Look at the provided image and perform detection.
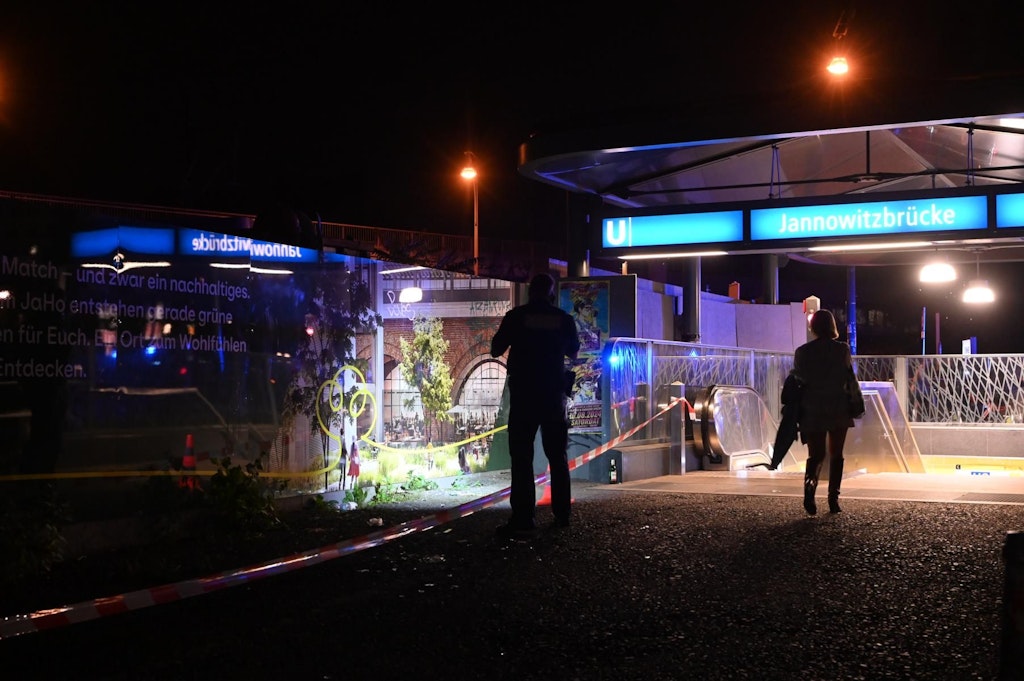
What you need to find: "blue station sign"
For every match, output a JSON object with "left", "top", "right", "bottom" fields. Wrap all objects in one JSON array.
[
  {"left": 598, "top": 188, "right": 1024, "bottom": 256},
  {"left": 750, "top": 195, "right": 988, "bottom": 242},
  {"left": 996, "top": 192, "right": 1024, "bottom": 228},
  {"left": 602, "top": 211, "right": 744, "bottom": 248}
]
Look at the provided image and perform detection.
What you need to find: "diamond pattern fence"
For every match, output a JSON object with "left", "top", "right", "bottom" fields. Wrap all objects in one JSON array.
[{"left": 605, "top": 338, "right": 1024, "bottom": 445}]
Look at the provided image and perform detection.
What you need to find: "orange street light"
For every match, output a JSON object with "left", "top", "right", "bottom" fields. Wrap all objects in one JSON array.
[
  {"left": 827, "top": 8, "right": 853, "bottom": 76},
  {"left": 827, "top": 56, "right": 849, "bottom": 75},
  {"left": 460, "top": 151, "right": 479, "bottom": 276}
]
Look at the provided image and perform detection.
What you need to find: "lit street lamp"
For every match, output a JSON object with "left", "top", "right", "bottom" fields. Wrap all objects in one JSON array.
[{"left": 460, "top": 151, "right": 479, "bottom": 276}]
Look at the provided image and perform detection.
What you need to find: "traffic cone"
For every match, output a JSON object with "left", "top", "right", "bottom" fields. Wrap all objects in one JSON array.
[
  {"left": 536, "top": 476, "right": 574, "bottom": 506},
  {"left": 180, "top": 433, "right": 198, "bottom": 489}
]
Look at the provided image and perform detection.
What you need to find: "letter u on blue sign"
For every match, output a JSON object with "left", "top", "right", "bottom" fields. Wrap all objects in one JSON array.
[{"left": 604, "top": 219, "right": 629, "bottom": 247}]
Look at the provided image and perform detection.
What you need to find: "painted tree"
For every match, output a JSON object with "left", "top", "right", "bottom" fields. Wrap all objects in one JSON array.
[{"left": 399, "top": 315, "right": 454, "bottom": 444}]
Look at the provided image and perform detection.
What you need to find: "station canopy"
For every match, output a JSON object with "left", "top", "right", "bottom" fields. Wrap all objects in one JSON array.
[{"left": 517, "top": 74, "right": 1024, "bottom": 268}]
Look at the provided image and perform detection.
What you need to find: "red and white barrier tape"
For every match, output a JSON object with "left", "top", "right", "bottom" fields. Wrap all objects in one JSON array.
[{"left": 0, "top": 396, "right": 693, "bottom": 640}]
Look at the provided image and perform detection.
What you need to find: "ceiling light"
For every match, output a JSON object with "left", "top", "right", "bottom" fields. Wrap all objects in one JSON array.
[
  {"left": 963, "top": 279, "right": 995, "bottom": 303},
  {"left": 380, "top": 265, "right": 427, "bottom": 275},
  {"left": 962, "top": 253, "right": 994, "bottom": 303},
  {"left": 619, "top": 251, "right": 728, "bottom": 260},
  {"left": 80, "top": 260, "right": 171, "bottom": 272},
  {"left": 808, "top": 241, "right": 931, "bottom": 252},
  {"left": 398, "top": 286, "right": 423, "bottom": 303},
  {"left": 919, "top": 262, "right": 956, "bottom": 283}
]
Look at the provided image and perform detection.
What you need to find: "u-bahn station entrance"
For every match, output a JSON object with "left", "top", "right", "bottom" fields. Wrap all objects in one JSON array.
[
  {"left": 512, "top": 71, "right": 1024, "bottom": 489},
  {"left": 1, "top": 72, "right": 1022, "bottom": 508}
]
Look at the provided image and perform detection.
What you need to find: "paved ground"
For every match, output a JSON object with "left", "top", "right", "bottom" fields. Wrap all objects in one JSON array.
[
  {"left": 613, "top": 468, "right": 1024, "bottom": 506},
  {"left": 2, "top": 470, "right": 1022, "bottom": 680}
]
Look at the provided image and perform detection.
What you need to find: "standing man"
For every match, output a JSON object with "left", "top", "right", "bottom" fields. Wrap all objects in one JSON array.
[{"left": 491, "top": 273, "right": 580, "bottom": 537}]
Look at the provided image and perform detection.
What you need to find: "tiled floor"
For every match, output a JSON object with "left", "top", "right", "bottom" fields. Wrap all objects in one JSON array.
[{"left": 604, "top": 469, "right": 1024, "bottom": 505}]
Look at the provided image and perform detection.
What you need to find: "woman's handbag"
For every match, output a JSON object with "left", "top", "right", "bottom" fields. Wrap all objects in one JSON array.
[{"left": 846, "top": 369, "right": 866, "bottom": 418}]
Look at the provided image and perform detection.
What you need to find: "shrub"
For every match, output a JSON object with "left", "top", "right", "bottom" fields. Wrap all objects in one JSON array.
[
  {"left": 0, "top": 483, "right": 68, "bottom": 586},
  {"left": 204, "top": 455, "right": 286, "bottom": 533}
]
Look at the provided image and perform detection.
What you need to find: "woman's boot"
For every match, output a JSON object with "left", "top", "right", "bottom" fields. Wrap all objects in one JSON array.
[
  {"left": 803, "top": 461, "right": 822, "bottom": 515},
  {"left": 803, "top": 478, "right": 817, "bottom": 515},
  {"left": 803, "top": 445, "right": 826, "bottom": 516},
  {"left": 827, "top": 457, "right": 845, "bottom": 514}
]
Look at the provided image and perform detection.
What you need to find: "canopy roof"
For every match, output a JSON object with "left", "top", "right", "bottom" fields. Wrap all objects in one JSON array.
[{"left": 518, "top": 74, "right": 1024, "bottom": 268}]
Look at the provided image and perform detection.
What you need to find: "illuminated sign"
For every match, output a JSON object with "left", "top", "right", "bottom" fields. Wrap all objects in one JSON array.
[
  {"left": 248, "top": 240, "right": 319, "bottom": 262},
  {"left": 996, "top": 193, "right": 1024, "bottom": 228},
  {"left": 602, "top": 211, "right": 743, "bottom": 248},
  {"left": 178, "top": 229, "right": 318, "bottom": 262},
  {"left": 750, "top": 196, "right": 988, "bottom": 241},
  {"left": 178, "top": 229, "right": 252, "bottom": 257},
  {"left": 71, "top": 227, "right": 175, "bottom": 257}
]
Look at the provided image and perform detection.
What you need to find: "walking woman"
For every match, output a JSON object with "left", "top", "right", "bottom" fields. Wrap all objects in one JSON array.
[{"left": 792, "top": 309, "right": 854, "bottom": 515}]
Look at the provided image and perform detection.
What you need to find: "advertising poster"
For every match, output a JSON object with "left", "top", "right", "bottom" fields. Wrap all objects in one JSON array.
[{"left": 560, "top": 281, "right": 609, "bottom": 433}]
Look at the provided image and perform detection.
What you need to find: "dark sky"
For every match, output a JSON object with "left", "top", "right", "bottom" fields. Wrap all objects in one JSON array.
[
  {"left": 4, "top": 2, "right": 1018, "bottom": 238},
  {"left": 1, "top": 2, "right": 1022, "bottom": 352}
]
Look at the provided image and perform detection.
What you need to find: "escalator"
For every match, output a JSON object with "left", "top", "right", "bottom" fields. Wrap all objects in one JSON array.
[{"left": 691, "top": 382, "right": 925, "bottom": 474}]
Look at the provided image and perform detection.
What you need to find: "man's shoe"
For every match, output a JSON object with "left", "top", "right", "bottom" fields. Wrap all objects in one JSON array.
[
  {"left": 495, "top": 521, "right": 536, "bottom": 539},
  {"left": 551, "top": 516, "right": 570, "bottom": 529}
]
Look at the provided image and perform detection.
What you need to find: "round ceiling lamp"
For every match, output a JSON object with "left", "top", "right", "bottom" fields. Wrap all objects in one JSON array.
[
  {"left": 963, "top": 279, "right": 995, "bottom": 303},
  {"left": 962, "top": 253, "right": 994, "bottom": 303},
  {"left": 919, "top": 262, "right": 956, "bottom": 283}
]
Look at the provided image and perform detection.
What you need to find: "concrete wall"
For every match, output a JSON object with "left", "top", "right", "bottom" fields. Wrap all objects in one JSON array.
[
  {"left": 699, "top": 294, "right": 738, "bottom": 346},
  {"left": 638, "top": 287, "right": 675, "bottom": 340},
  {"left": 911, "top": 424, "right": 1024, "bottom": 459},
  {"left": 700, "top": 294, "right": 807, "bottom": 352}
]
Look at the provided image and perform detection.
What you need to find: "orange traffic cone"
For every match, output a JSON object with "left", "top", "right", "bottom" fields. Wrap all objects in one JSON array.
[
  {"left": 536, "top": 479, "right": 574, "bottom": 506},
  {"left": 180, "top": 433, "right": 198, "bottom": 489}
]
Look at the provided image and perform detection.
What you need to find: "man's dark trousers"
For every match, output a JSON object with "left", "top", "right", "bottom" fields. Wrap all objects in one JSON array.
[{"left": 507, "top": 391, "right": 571, "bottom": 527}]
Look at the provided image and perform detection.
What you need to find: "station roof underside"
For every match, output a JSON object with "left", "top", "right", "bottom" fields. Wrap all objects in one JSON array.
[{"left": 517, "top": 74, "right": 1024, "bottom": 268}]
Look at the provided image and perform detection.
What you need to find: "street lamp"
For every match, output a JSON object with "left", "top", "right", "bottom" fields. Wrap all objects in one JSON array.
[
  {"left": 827, "top": 8, "right": 852, "bottom": 76},
  {"left": 460, "top": 151, "right": 479, "bottom": 276}
]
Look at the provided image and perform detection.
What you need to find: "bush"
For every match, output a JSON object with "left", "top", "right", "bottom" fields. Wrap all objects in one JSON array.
[
  {"left": 0, "top": 483, "right": 68, "bottom": 586},
  {"left": 204, "top": 456, "right": 286, "bottom": 533},
  {"left": 343, "top": 485, "right": 370, "bottom": 508}
]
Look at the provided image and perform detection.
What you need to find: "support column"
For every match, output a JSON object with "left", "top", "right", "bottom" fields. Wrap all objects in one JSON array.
[
  {"left": 372, "top": 262, "right": 385, "bottom": 449},
  {"left": 762, "top": 253, "right": 779, "bottom": 305},
  {"left": 566, "top": 193, "right": 593, "bottom": 278},
  {"left": 847, "top": 266, "right": 857, "bottom": 355},
  {"left": 682, "top": 258, "right": 701, "bottom": 342}
]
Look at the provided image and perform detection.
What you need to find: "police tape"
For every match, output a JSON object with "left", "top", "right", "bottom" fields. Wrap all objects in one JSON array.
[{"left": 0, "top": 396, "right": 693, "bottom": 640}]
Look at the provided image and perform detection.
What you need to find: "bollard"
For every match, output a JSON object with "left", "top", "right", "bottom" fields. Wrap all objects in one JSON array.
[{"left": 1001, "top": 531, "right": 1024, "bottom": 680}]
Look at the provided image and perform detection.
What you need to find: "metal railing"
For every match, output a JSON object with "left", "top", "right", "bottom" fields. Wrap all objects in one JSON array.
[{"left": 605, "top": 338, "right": 1024, "bottom": 446}]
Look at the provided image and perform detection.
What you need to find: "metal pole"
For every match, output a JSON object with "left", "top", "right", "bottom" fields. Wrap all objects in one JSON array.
[
  {"left": 921, "top": 306, "right": 926, "bottom": 355},
  {"left": 1001, "top": 531, "right": 1024, "bottom": 680},
  {"left": 847, "top": 266, "right": 857, "bottom": 355},
  {"left": 473, "top": 180, "right": 479, "bottom": 277}
]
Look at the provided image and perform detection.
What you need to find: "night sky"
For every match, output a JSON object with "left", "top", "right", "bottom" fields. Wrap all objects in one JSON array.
[{"left": 1, "top": 2, "right": 1022, "bottom": 351}]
